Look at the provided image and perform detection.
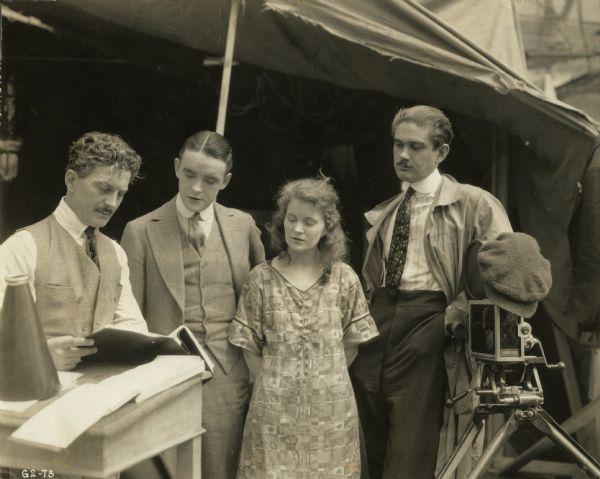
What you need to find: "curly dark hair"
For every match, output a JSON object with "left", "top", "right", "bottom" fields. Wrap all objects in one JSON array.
[
  {"left": 67, "top": 132, "right": 142, "bottom": 183},
  {"left": 267, "top": 177, "right": 348, "bottom": 275}
]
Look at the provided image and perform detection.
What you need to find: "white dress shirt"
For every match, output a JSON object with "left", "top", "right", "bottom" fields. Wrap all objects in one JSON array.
[
  {"left": 382, "top": 168, "right": 443, "bottom": 291},
  {"left": 175, "top": 194, "right": 215, "bottom": 239},
  {"left": 0, "top": 198, "right": 147, "bottom": 333}
]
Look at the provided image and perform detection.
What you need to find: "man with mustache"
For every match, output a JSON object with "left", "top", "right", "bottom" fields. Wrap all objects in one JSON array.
[
  {"left": 0, "top": 132, "right": 147, "bottom": 371},
  {"left": 352, "top": 106, "right": 512, "bottom": 478},
  {"left": 121, "top": 130, "right": 265, "bottom": 479}
]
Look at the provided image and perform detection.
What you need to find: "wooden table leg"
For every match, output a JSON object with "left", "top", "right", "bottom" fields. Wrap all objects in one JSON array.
[{"left": 177, "top": 436, "right": 201, "bottom": 479}]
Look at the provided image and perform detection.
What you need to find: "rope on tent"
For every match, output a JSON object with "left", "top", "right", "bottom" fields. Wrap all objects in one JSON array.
[{"left": 228, "top": 72, "right": 351, "bottom": 131}]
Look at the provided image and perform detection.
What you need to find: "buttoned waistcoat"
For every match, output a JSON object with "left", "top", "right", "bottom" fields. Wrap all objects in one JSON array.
[
  {"left": 25, "top": 215, "right": 121, "bottom": 337},
  {"left": 121, "top": 198, "right": 266, "bottom": 373}
]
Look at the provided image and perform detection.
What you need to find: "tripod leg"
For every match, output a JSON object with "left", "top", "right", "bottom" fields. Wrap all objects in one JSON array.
[
  {"left": 500, "top": 397, "right": 600, "bottom": 475},
  {"left": 530, "top": 409, "right": 600, "bottom": 478},
  {"left": 468, "top": 410, "right": 520, "bottom": 479},
  {"left": 436, "top": 420, "right": 484, "bottom": 479}
]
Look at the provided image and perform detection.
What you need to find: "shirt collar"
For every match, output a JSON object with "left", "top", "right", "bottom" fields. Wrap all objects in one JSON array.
[
  {"left": 176, "top": 193, "right": 214, "bottom": 221},
  {"left": 53, "top": 197, "right": 89, "bottom": 239},
  {"left": 402, "top": 168, "right": 442, "bottom": 195}
]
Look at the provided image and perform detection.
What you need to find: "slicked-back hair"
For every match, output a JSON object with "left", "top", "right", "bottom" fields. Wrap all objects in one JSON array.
[
  {"left": 391, "top": 105, "right": 454, "bottom": 149},
  {"left": 67, "top": 132, "right": 142, "bottom": 183},
  {"left": 178, "top": 131, "right": 233, "bottom": 173},
  {"left": 267, "top": 176, "right": 348, "bottom": 278}
]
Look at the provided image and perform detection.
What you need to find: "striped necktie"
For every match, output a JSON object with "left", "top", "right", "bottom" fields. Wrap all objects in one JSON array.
[
  {"left": 84, "top": 226, "right": 100, "bottom": 269},
  {"left": 188, "top": 212, "right": 205, "bottom": 254},
  {"left": 385, "top": 187, "right": 414, "bottom": 297}
]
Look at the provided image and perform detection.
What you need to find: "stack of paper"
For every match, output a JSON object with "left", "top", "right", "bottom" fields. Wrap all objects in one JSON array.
[
  {"left": 10, "top": 355, "right": 205, "bottom": 451},
  {"left": 10, "top": 382, "right": 138, "bottom": 451},
  {"left": 104, "top": 355, "right": 206, "bottom": 403}
]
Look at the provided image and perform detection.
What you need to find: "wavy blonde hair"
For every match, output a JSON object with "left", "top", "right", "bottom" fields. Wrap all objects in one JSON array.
[{"left": 268, "top": 176, "right": 348, "bottom": 276}]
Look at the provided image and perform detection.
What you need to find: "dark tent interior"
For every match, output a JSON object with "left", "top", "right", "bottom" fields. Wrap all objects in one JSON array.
[
  {"left": 0, "top": 19, "right": 509, "bottom": 266},
  {"left": 1, "top": 1, "right": 599, "bottom": 466}
]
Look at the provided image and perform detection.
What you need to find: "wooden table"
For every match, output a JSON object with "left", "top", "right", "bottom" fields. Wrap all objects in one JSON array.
[{"left": 0, "top": 364, "right": 210, "bottom": 478}]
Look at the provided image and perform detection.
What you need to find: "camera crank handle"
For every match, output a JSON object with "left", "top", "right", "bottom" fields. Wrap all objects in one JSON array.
[
  {"left": 530, "top": 338, "right": 565, "bottom": 370},
  {"left": 446, "top": 388, "right": 475, "bottom": 407}
]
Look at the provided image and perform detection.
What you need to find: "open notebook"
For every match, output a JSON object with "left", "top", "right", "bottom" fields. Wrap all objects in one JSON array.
[{"left": 82, "top": 324, "right": 215, "bottom": 375}]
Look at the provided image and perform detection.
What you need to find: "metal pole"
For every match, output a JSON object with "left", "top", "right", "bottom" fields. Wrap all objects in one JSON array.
[{"left": 216, "top": 0, "right": 241, "bottom": 135}]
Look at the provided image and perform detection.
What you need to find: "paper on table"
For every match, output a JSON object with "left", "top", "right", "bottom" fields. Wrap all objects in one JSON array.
[
  {"left": 58, "top": 371, "right": 83, "bottom": 388},
  {"left": 132, "top": 355, "right": 205, "bottom": 403},
  {"left": 0, "top": 371, "right": 84, "bottom": 412},
  {"left": 9, "top": 355, "right": 205, "bottom": 450},
  {"left": 10, "top": 380, "right": 139, "bottom": 451},
  {"left": 92, "top": 355, "right": 206, "bottom": 403}
]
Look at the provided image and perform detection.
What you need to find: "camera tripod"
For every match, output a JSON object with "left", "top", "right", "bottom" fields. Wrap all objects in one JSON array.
[{"left": 436, "top": 362, "right": 600, "bottom": 479}]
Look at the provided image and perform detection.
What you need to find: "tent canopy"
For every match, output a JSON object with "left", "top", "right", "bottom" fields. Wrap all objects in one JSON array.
[
  {"left": 11, "top": 0, "right": 599, "bottom": 152},
  {"left": 8, "top": 0, "right": 600, "bottom": 336},
  {"left": 417, "top": 0, "right": 529, "bottom": 78}
]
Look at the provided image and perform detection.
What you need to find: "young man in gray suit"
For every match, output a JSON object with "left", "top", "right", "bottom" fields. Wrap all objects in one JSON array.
[{"left": 121, "top": 131, "right": 265, "bottom": 479}]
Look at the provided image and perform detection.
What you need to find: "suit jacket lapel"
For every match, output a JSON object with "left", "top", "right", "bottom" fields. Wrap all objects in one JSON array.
[
  {"left": 147, "top": 198, "right": 185, "bottom": 312},
  {"left": 214, "top": 203, "right": 244, "bottom": 298},
  {"left": 362, "top": 193, "right": 404, "bottom": 289}
]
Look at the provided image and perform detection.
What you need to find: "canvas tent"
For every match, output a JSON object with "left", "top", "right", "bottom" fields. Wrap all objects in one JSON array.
[
  {"left": 10, "top": 0, "right": 599, "bottom": 342},
  {"left": 4, "top": 0, "right": 600, "bottom": 475},
  {"left": 416, "top": 0, "right": 529, "bottom": 78}
]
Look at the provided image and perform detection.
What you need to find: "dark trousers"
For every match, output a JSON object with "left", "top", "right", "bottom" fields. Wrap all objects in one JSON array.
[{"left": 351, "top": 289, "right": 448, "bottom": 479}]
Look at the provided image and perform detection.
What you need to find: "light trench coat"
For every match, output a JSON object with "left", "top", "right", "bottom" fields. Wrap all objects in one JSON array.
[{"left": 362, "top": 174, "right": 512, "bottom": 478}]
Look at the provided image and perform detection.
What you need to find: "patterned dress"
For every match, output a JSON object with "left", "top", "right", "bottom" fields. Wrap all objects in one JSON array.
[{"left": 228, "top": 261, "right": 378, "bottom": 479}]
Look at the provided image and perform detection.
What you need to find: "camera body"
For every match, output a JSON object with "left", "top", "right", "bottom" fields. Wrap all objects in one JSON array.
[
  {"left": 468, "top": 299, "right": 535, "bottom": 363},
  {"left": 463, "top": 239, "right": 540, "bottom": 365}
]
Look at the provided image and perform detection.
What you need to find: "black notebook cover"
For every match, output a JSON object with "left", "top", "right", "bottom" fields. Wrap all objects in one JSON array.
[{"left": 82, "top": 328, "right": 187, "bottom": 365}]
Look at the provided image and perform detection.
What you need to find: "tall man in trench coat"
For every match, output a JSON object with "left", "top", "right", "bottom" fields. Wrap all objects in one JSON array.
[
  {"left": 121, "top": 131, "right": 265, "bottom": 479},
  {"left": 351, "top": 105, "right": 512, "bottom": 478}
]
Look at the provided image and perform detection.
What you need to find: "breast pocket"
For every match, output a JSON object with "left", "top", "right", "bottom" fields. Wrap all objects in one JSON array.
[
  {"left": 36, "top": 284, "right": 79, "bottom": 336},
  {"left": 39, "top": 284, "right": 77, "bottom": 302}
]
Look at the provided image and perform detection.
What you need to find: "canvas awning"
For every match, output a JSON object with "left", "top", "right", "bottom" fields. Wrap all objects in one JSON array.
[
  {"left": 8, "top": 0, "right": 600, "bottom": 338},
  {"left": 417, "top": 0, "right": 529, "bottom": 78}
]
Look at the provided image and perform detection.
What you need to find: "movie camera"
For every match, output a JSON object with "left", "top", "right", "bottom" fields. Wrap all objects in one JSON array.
[
  {"left": 436, "top": 240, "right": 600, "bottom": 479},
  {"left": 461, "top": 240, "right": 566, "bottom": 406}
]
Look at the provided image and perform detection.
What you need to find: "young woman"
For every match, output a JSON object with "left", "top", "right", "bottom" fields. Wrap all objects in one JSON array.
[{"left": 228, "top": 177, "right": 378, "bottom": 478}]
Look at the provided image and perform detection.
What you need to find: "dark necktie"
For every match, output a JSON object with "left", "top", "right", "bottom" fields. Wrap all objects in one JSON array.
[
  {"left": 386, "top": 187, "right": 414, "bottom": 297},
  {"left": 188, "top": 212, "right": 205, "bottom": 254},
  {"left": 84, "top": 226, "right": 100, "bottom": 269}
]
